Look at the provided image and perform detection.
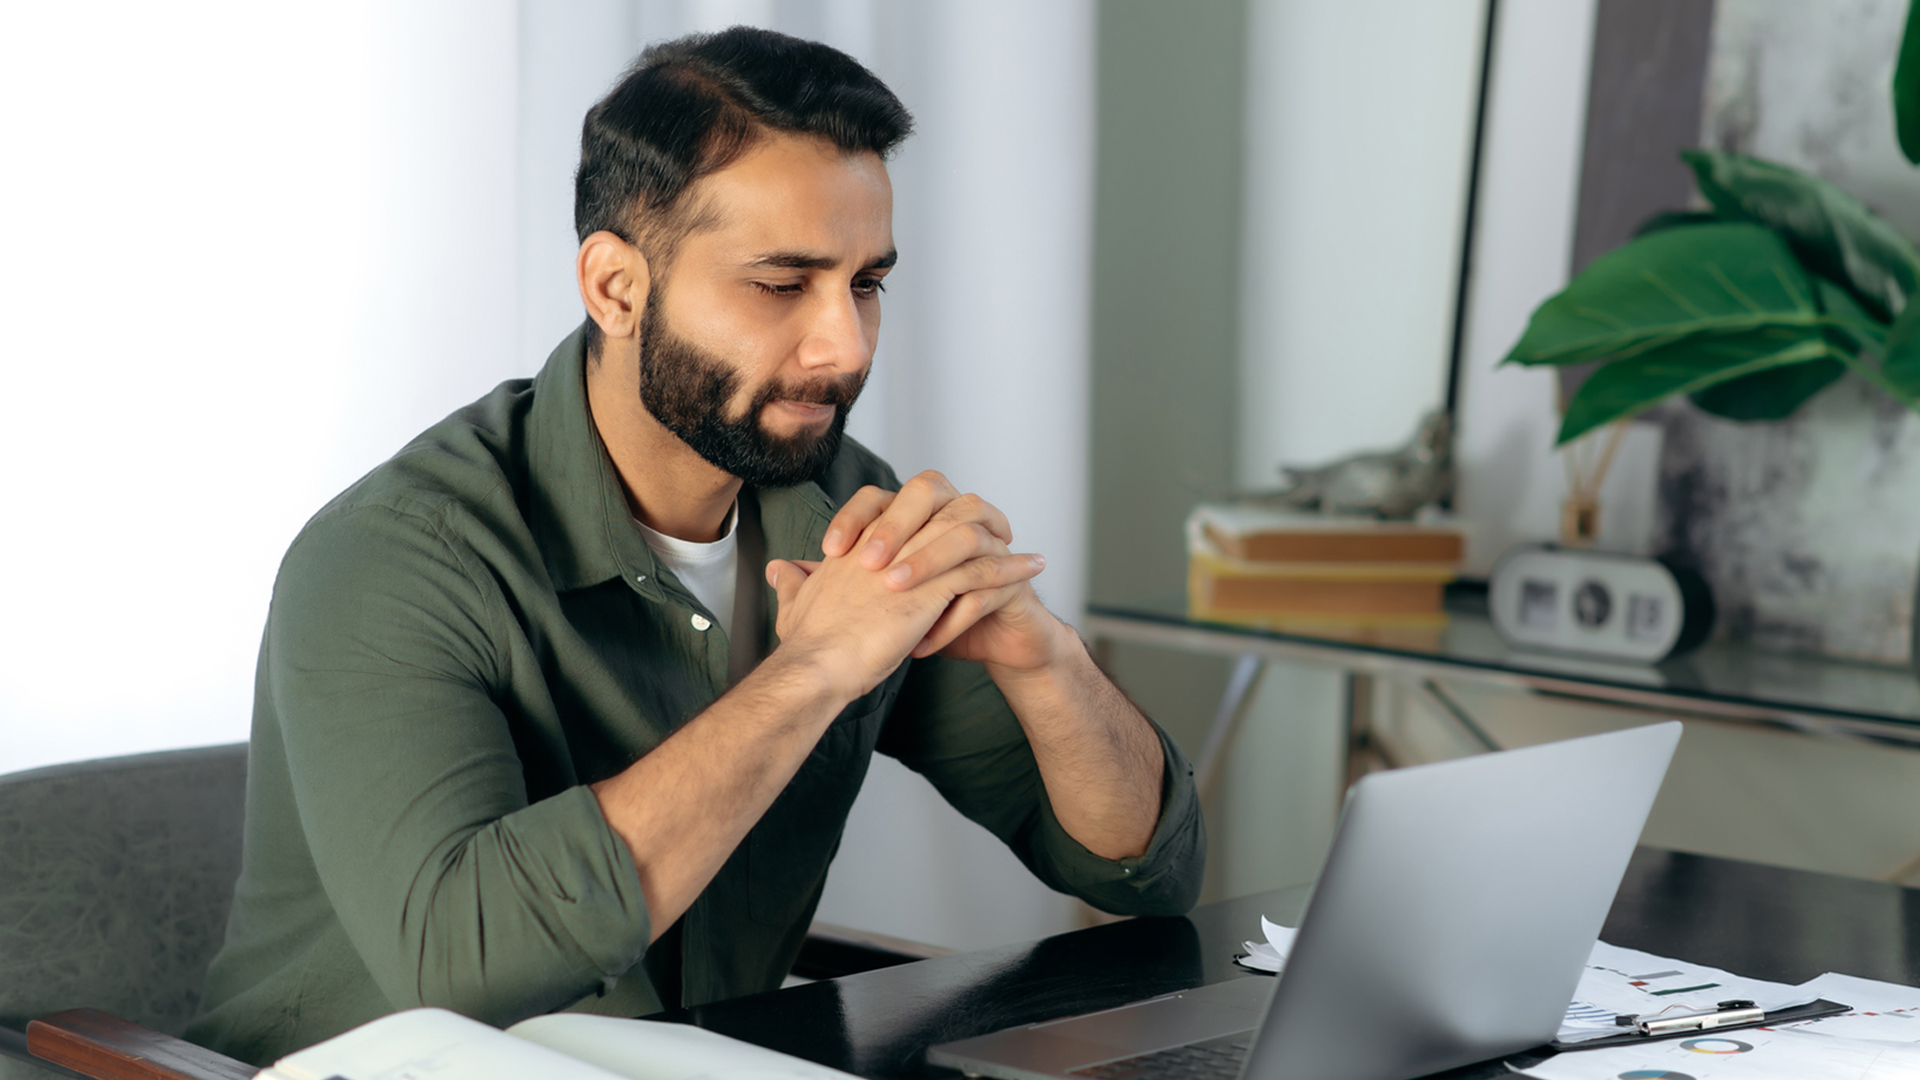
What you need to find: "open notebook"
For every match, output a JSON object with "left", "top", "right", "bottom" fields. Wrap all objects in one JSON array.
[{"left": 256, "top": 1007, "right": 859, "bottom": 1080}]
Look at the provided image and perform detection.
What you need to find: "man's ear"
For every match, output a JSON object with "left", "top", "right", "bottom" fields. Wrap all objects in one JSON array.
[{"left": 578, "top": 230, "right": 650, "bottom": 344}]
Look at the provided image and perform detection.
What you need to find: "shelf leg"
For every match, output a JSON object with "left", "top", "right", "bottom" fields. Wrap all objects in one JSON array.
[
  {"left": 1344, "top": 671, "right": 1378, "bottom": 796},
  {"left": 1195, "top": 654, "right": 1265, "bottom": 805}
]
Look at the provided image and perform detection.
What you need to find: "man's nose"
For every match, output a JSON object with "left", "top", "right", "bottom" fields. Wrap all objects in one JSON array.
[{"left": 796, "top": 289, "right": 872, "bottom": 375}]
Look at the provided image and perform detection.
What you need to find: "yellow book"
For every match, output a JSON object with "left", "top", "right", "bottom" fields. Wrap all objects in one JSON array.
[{"left": 1185, "top": 506, "right": 1459, "bottom": 631}]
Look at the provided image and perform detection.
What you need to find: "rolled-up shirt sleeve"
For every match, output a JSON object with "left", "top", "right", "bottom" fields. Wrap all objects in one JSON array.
[
  {"left": 269, "top": 501, "right": 651, "bottom": 1024},
  {"left": 877, "top": 654, "right": 1205, "bottom": 916}
]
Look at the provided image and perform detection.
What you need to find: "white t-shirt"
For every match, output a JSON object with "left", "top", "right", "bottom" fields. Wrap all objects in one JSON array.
[{"left": 635, "top": 503, "right": 738, "bottom": 641}]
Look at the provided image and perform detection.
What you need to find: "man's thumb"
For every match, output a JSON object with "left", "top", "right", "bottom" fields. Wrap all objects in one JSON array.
[{"left": 766, "top": 559, "right": 807, "bottom": 608}]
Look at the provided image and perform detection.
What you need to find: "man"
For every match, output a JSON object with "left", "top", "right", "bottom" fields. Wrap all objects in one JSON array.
[{"left": 187, "top": 27, "right": 1203, "bottom": 1065}]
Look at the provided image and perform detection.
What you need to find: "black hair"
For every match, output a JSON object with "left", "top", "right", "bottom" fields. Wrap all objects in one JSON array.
[{"left": 574, "top": 26, "right": 914, "bottom": 359}]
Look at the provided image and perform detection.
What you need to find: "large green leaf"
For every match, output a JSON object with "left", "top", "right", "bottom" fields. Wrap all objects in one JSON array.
[
  {"left": 1506, "top": 223, "right": 1822, "bottom": 367},
  {"left": 1804, "top": 277, "right": 1920, "bottom": 409},
  {"left": 1686, "top": 282, "right": 1870, "bottom": 420},
  {"left": 1689, "top": 359, "right": 1847, "bottom": 421},
  {"left": 1683, "top": 150, "right": 1920, "bottom": 321},
  {"left": 1557, "top": 329, "right": 1840, "bottom": 444},
  {"left": 1816, "top": 277, "right": 1888, "bottom": 354},
  {"left": 1886, "top": 300, "right": 1920, "bottom": 399},
  {"left": 1898, "top": 0, "right": 1920, "bottom": 165}
]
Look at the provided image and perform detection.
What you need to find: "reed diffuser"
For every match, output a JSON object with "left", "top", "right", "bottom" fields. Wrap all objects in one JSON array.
[{"left": 1560, "top": 420, "right": 1627, "bottom": 548}]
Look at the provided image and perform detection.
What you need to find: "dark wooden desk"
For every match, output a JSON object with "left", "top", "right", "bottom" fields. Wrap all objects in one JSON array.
[{"left": 659, "top": 848, "right": 1920, "bottom": 1079}]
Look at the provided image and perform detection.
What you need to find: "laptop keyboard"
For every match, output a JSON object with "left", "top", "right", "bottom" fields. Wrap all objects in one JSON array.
[{"left": 1069, "top": 1034, "right": 1252, "bottom": 1080}]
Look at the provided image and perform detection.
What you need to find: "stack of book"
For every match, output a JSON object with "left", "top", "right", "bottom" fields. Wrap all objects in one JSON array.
[{"left": 1186, "top": 504, "right": 1464, "bottom": 645}]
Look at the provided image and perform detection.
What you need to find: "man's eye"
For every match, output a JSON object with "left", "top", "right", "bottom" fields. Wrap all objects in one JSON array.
[
  {"left": 752, "top": 281, "right": 804, "bottom": 296},
  {"left": 854, "top": 278, "right": 887, "bottom": 297}
]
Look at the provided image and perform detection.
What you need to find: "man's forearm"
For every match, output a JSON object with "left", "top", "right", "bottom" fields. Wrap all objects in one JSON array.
[
  {"left": 590, "top": 649, "right": 848, "bottom": 940},
  {"left": 590, "top": 526, "right": 1049, "bottom": 941},
  {"left": 985, "top": 622, "right": 1165, "bottom": 861}
]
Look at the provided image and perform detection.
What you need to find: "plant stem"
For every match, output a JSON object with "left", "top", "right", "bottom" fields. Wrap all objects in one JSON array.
[{"left": 1586, "top": 420, "right": 1630, "bottom": 501}]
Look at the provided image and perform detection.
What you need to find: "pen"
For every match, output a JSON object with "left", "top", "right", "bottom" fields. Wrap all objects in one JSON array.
[{"left": 1629, "top": 1000, "right": 1766, "bottom": 1036}]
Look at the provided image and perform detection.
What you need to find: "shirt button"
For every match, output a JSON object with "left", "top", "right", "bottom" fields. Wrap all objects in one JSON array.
[{"left": 690, "top": 614, "right": 711, "bottom": 631}]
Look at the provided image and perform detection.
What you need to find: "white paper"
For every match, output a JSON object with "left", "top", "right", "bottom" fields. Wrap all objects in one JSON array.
[
  {"left": 1515, "top": 962, "right": 1920, "bottom": 1080},
  {"left": 1556, "top": 942, "right": 1811, "bottom": 1043},
  {"left": 1763, "top": 973, "right": 1920, "bottom": 1042},
  {"left": 259, "top": 1007, "right": 862, "bottom": 1080},
  {"left": 263, "top": 1008, "right": 625, "bottom": 1080},
  {"left": 1513, "top": 1026, "right": 1920, "bottom": 1080},
  {"left": 1239, "top": 916, "right": 1298, "bottom": 973},
  {"left": 1236, "top": 922, "right": 1813, "bottom": 1046},
  {"left": 507, "top": 1013, "right": 863, "bottom": 1080}
]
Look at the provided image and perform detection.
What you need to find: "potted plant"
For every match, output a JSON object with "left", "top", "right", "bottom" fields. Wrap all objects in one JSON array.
[
  {"left": 1498, "top": 5, "right": 1920, "bottom": 663},
  {"left": 1503, "top": 149, "right": 1920, "bottom": 449},
  {"left": 1509, "top": 2, "right": 1920, "bottom": 452}
]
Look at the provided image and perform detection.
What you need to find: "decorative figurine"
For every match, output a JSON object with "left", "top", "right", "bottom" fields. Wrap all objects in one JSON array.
[{"left": 1244, "top": 410, "right": 1454, "bottom": 520}]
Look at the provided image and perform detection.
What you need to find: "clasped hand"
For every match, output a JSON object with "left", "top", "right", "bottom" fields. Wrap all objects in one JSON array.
[{"left": 764, "top": 471, "right": 1066, "bottom": 701}]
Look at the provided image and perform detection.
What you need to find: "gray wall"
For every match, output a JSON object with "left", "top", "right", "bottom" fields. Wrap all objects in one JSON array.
[
  {"left": 1088, "top": 0, "right": 1352, "bottom": 906},
  {"left": 1088, "top": 0, "right": 1247, "bottom": 766}
]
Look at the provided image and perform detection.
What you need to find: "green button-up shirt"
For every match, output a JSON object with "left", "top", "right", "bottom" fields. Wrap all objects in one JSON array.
[{"left": 186, "top": 326, "right": 1204, "bottom": 1065}]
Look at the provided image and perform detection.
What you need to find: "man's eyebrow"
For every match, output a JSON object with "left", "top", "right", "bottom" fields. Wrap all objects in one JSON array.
[{"left": 743, "top": 249, "right": 899, "bottom": 271}]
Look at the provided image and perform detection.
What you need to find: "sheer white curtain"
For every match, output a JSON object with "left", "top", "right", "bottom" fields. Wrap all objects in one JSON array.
[
  {"left": 0, "top": 1, "right": 524, "bottom": 773},
  {"left": 0, "top": 0, "right": 1095, "bottom": 951},
  {"left": 516, "top": 0, "right": 1096, "bottom": 951}
]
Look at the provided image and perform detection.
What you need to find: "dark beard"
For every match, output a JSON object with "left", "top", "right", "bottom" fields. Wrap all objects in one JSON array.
[{"left": 637, "top": 291, "right": 867, "bottom": 488}]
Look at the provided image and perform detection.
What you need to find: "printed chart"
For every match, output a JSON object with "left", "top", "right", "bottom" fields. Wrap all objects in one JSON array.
[
  {"left": 1557, "top": 944, "right": 1807, "bottom": 1044},
  {"left": 1769, "top": 974, "right": 1920, "bottom": 1041},
  {"left": 1519, "top": 1027, "right": 1920, "bottom": 1080}
]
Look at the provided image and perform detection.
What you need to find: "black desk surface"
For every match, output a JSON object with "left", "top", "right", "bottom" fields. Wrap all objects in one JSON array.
[{"left": 658, "top": 848, "right": 1920, "bottom": 1079}]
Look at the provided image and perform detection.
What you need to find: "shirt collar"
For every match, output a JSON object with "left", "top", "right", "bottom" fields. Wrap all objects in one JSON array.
[{"left": 524, "top": 324, "right": 840, "bottom": 594}]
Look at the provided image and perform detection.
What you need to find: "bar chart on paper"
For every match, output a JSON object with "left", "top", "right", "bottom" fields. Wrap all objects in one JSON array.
[
  {"left": 1556, "top": 944, "right": 1810, "bottom": 1045},
  {"left": 1617, "top": 970, "right": 1722, "bottom": 998}
]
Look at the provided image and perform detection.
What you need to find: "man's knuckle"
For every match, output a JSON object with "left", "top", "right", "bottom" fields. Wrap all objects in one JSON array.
[{"left": 910, "top": 469, "right": 955, "bottom": 496}]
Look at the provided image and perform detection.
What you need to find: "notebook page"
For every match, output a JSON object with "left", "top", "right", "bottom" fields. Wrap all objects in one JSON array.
[
  {"left": 507, "top": 1013, "right": 862, "bottom": 1080},
  {"left": 262, "top": 1008, "right": 625, "bottom": 1080}
]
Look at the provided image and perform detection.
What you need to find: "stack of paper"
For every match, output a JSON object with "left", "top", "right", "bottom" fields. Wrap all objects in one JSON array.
[
  {"left": 1524, "top": 965, "right": 1920, "bottom": 1080},
  {"left": 1243, "top": 916, "right": 1920, "bottom": 1071},
  {"left": 1555, "top": 942, "right": 1814, "bottom": 1043}
]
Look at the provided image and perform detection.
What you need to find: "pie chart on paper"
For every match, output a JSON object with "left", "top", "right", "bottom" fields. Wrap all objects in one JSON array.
[{"left": 1679, "top": 1039, "right": 1754, "bottom": 1054}]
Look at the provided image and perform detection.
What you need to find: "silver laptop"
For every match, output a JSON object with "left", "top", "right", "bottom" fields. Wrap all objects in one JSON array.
[{"left": 929, "top": 721, "right": 1681, "bottom": 1080}]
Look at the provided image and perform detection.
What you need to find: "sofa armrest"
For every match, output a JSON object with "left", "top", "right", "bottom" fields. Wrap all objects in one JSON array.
[{"left": 26, "top": 1010, "right": 254, "bottom": 1080}]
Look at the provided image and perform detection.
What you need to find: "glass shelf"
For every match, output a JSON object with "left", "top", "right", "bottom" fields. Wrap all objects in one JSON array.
[{"left": 1085, "top": 592, "right": 1920, "bottom": 741}]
